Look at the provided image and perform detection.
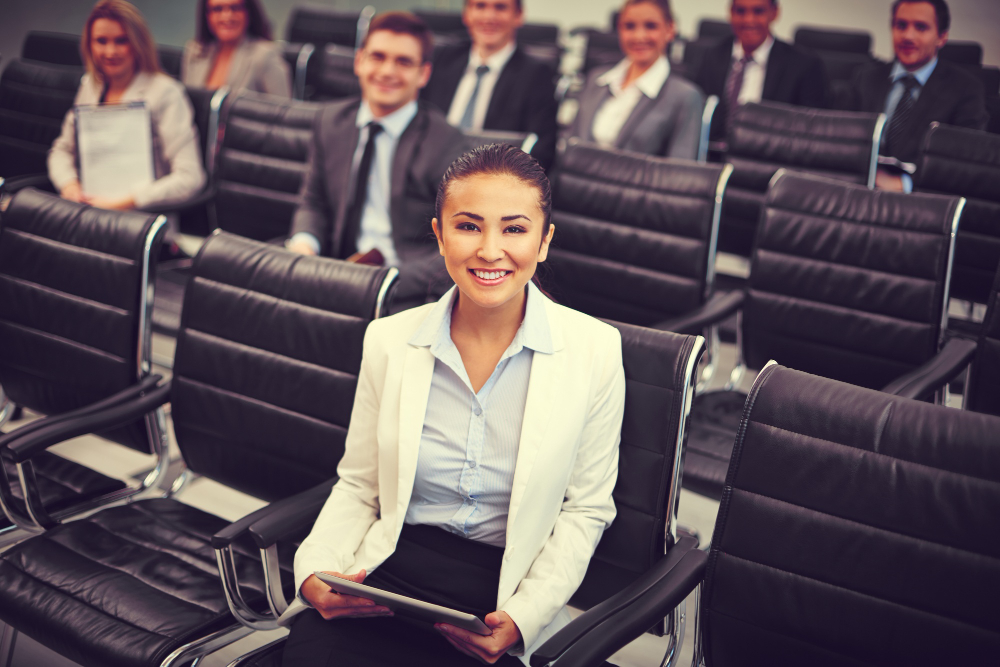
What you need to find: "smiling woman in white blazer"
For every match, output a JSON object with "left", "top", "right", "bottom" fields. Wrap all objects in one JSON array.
[{"left": 285, "top": 144, "right": 626, "bottom": 666}]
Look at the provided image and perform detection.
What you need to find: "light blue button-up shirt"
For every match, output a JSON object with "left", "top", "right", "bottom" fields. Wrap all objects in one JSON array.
[
  {"left": 404, "top": 282, "right": 554, "bottom": 547},
  {"left": 289, "top": 100, "right": 416, "bottom": 264}
]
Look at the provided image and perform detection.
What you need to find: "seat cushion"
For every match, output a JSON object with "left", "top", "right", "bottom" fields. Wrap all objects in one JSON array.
[
  {"left": 0, "top": 497, "right": 297, "bottom": 667},
  {"left": 0, "top": 450, "right": 126, "bottom": 530},
  {"left": 684, "top": 391, "right": 748, "bottom": 500}
]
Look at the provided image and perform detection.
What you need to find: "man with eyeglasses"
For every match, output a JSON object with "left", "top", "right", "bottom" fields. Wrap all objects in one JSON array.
[
  {"left": 287, "top": 12, "right": 466, "bottom": 311},
  {"left": 690, "top": 0, "right": 827, "bottom": 139}
]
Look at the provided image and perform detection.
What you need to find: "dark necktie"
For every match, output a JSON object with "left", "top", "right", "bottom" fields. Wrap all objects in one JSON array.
[
  {"left": 459, "top": 65, "right": 490, "bottom": 130},
  {"left": 342, "top": 121, "right": 383, "bottom": 257},
  {"left": 724, "top": 54, "right": 752, "bottom": 129},
  {"left": 886, "top": 75, "right": 919, "bottom": 156}
]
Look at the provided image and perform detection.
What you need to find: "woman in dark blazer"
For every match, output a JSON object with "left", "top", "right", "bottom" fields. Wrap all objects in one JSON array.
[{"left": 569, "top": 0, "right": 703, "bottom": 159}]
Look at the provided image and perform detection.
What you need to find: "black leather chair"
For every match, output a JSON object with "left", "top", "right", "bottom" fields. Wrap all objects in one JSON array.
[
  {"left": 0, "top": 231, "right": 398, "bottom": 667},
  {"left": 0, "top": 188, "right": 169, "bottom": 535},
  {"left": 413, "top": 9, "right": 466, "bottom": 40},
  {"left": 718, "top": 100, "right": 885, "bottom": 257},
  {"left": 21, "top": 30, "right": 82, "bottom": 66},
  {"left": 914, "top": 122, "right": 1000, "bottom": 306},
  {"left": 530, "top": 363, "right": 1000, "bottom": 666},
  {"left": 216, "top": 325, "right": 707, "bottom": 667},
  {"left": 792, "top": 26, "right": 875, "bottom": 109},
  {"left": 0, "top": 59, "right": 81, "bottom": 179},
  {"left": 939, "top": 40, "right": 982, "bottom": 67},
  {"left": 309, "top": 43, "right": 361, "bottom": 101},
  {"left": 545, "top": 140, "right": 734, "bottom": 388},
  {"left": 965, "top": 265, "right": 1000, "bottom": 416},
  {"left": 284, "top": 4, "right": 374, "bottom": 101},
  {"left": 683, "top": 170, "right": 967, "bottom": 500},
  {"left": 463, "top": 128, "right": 538, "bottom": 155},
  {"left": 580, "top": 29, "right": 622, "bottom": 75},
  {"left": 696, "top": 19, "right": 731, "bottom": 40}
]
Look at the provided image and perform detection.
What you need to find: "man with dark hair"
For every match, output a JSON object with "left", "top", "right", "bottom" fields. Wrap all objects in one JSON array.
[
  {"left": 847, "top": 0, "right": 988, "bottom": 190},
  {"left": 691, "top": 0, "right": 827, "bottom": 138},
  {"left": 420, "top": 0, "right": 558, "bottom": 169},
  {"left": 287, "top": 12, "right": 466, "bottom": 309}
]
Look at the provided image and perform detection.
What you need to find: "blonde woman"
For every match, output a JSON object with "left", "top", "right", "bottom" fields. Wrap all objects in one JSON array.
[{"left": 49, "top": 0, "right": 205, "bottom": 211}]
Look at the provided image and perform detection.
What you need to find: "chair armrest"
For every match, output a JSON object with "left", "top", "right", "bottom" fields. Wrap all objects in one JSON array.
[
  {"left": 211, "top": 477, "right": 336, "bottom": 550},
  {"left": 530, "top": 536, "right": 700, "bottom": 667},
  {"left": 1, "top": 382, "right": 170, "bottom": 464},
  {"left": 652, "top": 290, "right": 746, "bottom": 335},
  {"left": 0, "top": 375, "right": 162, "bottom": 450},
  {"left": 881, "top": 337, "right": 977, "bottom": 401},
  {"left": 140, "top": 186, "right": 216, "bottom": 216},
  {"left": 1, "top": 174, "right": 53, "bottom": 195},
  {"left": 542, "top": 547, "right": 709, "bottom": 667}
]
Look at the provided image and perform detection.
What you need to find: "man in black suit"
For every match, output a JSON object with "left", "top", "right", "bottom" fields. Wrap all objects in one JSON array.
[
  {"left": 286, "top": 12, "right": 466, "bottom": 310},
  {"left": 691, "top": 0, "right": 827, "bottom": 139},
  {"left": 421, "top": 0, "right": 558, "bottom": 170},
  {"left": 845, "top": 0, "right": 988, "bottom": 190}
]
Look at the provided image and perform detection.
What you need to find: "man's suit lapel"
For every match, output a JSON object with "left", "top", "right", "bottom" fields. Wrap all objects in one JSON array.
[
  {"left": 762, "top": 39, "right": 787, "bottom": 101},
  {"left": 484, "top": 49, "right": 523, "bottom": 129},
  {"left": 907, "top": 62, "right": 948, "bottom": 132},
  {"left": 390, "top": 106, "right": 425, "bottom": 229},
  {"left": 395, "top": 344, "right": 436, "bottom": 524},
  {"left": 434, "top": 45, "right": 470, "bottom": 113},
  {"left": 328, "top": 104, "right": 361, "bottom": 258}
]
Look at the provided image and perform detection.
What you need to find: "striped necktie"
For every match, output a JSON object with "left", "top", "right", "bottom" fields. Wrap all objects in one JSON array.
[
  {"left": 724, "top": 54, "right": 753, "bottom": 130},
  {"left": 886, "top": 75, "right": 919, "bottom": 156},
  {"left": 459, "top": 65, "right": 490, "bottom": 131}
]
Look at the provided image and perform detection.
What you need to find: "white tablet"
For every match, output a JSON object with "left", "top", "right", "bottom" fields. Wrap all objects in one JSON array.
[{"left": 314, "top": 572, "right": 492, "bottom": 636}]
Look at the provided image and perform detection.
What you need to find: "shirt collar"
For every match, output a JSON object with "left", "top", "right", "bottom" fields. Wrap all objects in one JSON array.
[
  {"left": 469, "top": 41, "right": 517, "bottom": 72},
  {"left": 732, "top": 35, "right": 774, "bottom": 67},
  {"left": 596, "top": 55, "right": 670, "bottom": 98},
  {"left": 890, "top": 56, "right": 938, "bottom": 86},
  {"left": 356, "top": 99, "right": 418, "bottom": 138},
  {"left": 409, "top": 281, "right": 554, "bottom": 356}
]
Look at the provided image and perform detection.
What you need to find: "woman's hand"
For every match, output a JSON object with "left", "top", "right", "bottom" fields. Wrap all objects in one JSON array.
[
  {"left": 436, "top": 611, "right": 522, "bottom": 664},
  {"left": 300, "top": 570, "right": 393, "bottom": 621},
  {"left": 60, "top": 181, "right": 84, "bottom": 203},
  {"left": 82, "top": 194, "right": 136, "bottom": 210}
]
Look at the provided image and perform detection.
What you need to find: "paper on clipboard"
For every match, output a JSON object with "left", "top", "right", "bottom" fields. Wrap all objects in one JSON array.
[{"left": 76, "top": 102, "right": 155, "bottom": 199}]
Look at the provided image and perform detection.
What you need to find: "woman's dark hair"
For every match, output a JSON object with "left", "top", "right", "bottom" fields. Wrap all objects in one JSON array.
[
  {"left": 436, "top": 143, "right": 552, "bottom": 239},
  {"left": 196, "top": 0, "right": 272, "bottom": 45}
]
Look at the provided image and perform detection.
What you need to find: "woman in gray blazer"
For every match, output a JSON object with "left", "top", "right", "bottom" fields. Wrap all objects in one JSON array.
[
  {"left": 569, "top": 0, "right": 703, "bottom": 159},
  {"left": 181, "top": 0, "right": 290, "bottom": 97}
]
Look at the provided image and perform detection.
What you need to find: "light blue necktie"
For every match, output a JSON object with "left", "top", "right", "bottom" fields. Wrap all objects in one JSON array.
[{"left": 459, "top": 65, "right": 490, "bottom": 130}]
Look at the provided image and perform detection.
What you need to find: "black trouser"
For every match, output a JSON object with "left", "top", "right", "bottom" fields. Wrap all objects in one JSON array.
[{"left": 282, "top": 524, "right": 523, "bottom": 666}]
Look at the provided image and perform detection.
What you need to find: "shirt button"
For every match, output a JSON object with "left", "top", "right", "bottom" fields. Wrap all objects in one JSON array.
[
  {"left": 474, "top": 407, "right": 482, "bottom": 416},
  {"left": 469, "top": 460, "right": 477, "bottom": 468}
]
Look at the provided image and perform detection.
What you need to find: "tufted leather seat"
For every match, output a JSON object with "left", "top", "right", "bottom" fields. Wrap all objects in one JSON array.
[
  {"left": 0, "top": 232, "right": 397, "bottom": 667},
  {"left": 965, "top": 265, "right": 1000, "bottom": 416},
  {"left": 0, "top": 59, "right": 82, "bottom": 179},
  {"left": 226, "top": 324, "right": 705, "bottom": 667},
  {"left": 0, "top": 188, "right": 167, "bottom": 531},
  {"left": 719, "top": 101, "right": 883, "bottom": 256},
  {"left": 546, "top": 140, "right": 731, "bottom": 328},
  {"left": 914, "top": 122, "right": 1000, "bottom": 305},
  {"left": 685, "top": 171, "right": 965, "bottom": 499}
]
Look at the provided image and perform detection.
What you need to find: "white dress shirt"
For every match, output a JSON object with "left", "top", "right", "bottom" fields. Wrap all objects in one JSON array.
[
  {"left": 404, "top": 282, "right": 553, "bottom": 547},
  {"left": 446, "top": 41, "right": 517, "bottom": 131},
  {"left": 732, "top": 35, "right": 774, "bottom": 105},
  {"left": 289, "top": 100, "right": 417, "bottom": 262},
  {"left": 591, "top": 55, "right": 670, "bottom": 148}
]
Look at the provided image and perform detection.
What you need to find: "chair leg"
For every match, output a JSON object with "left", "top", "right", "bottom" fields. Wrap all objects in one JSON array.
[{"left": 0, "top": 623, "right": 18, "bottom": 667}]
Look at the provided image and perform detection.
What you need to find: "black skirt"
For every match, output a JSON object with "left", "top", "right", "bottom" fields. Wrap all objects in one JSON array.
[{"left": 282, "top": 523, "right": 524, "bottom": 666}]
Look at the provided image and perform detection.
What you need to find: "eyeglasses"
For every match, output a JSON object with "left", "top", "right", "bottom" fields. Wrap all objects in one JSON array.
[{"left": 207, "top": 2, "right": 246, "bottom": 15}]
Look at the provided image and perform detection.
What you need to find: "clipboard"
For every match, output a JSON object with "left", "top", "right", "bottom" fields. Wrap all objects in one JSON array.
[
  {"left": 75, "top": 101, "right": 155, "bottom": 199},
  {"left": 314, "top": 571, "right": 492, "bottom": 636}
]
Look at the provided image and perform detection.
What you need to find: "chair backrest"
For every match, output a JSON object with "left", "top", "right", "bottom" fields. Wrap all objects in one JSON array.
[
  {"left": 519, "top": 22, "right": 560, "bottom": 47},
  {"left": 212, "top": 92, "right": 322, "bottom": 241},
  {"left": 184, "top": 86, "right": 228, "bottom": 173},
  {"left": 719, "top": 101, "right": 885, "bottom": 255},
  {"left": 702, "top": 363, "right": 1000, "bottom": 666},
  {"left": 412, "top": 10, "right": 465, "bottom": 39},
  {"left": 914, "top": 122, "right": 1000, "bottom": 304},
  {"left": 462, "top": 128, "right": 536, "bottom": 155},
  {"left": 310, "top": 44, "right": 361, "bottom": 101},
  {"left": 0, "top": 188, "right": 165, "bottom": 450},
  {"left": 793, "top": 26, "right": 871, "bottom": 54},
  {"left": 158, "top": 45, "right": 183, "bottom": 79},
  {"left": 21, "top": 31, "right": 81, "bottom": 66},
  {"left": 697, "top": 19, "right": 731, "bottom": 40},
  {"left": 571, "top": 325, "right": 702, "bottom": 614},
  {"left": 0, "top": 59, "right": 82, "bottom": 178},
  {"left": 285, "top": 6, "right": 373, "bottom": 50},
  {"left": 744, "top": 171, "right": 963, "bottom": 390},
  {"left": 939, "top": 40, "right": 983, "bottom": 66},
  {"left": 582, "top": 29, "right": 622, "bottom": 75},
  {"left": 546, "top": 140, "right": 731, "bottom": 326},
  {"left": 170, "top": 231, "right": 396, "bottom": 501},
  {"left": 966, "top": 265, "right": 1000, "bottom": 416}
]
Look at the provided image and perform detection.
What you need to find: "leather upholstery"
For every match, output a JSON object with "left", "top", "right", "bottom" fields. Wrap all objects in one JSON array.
[
  {"left": 21, "top": 31, "right": 82, "bottom": 66},
  {"left": 547, "top": 140, "right": 727, "bottom": 326},
  {"left": 311, "top": 44, "right": 360, "bottom": 102},
  {"left": 213, "top": 93, "right": 322, "bottom": 241},
  {"left": 172, "top": 232, "right": 393, "bottom": 501},
  {"left": 0, "top": 188, "right": 161, "bottom": 452},
  {"left": 915, "top": 123, "right": 1000, "bottom": 304},
  {"left": 0, "top": 233, "right": 393, "bottom": 667},
  {"left": 0, "top": 59, "right": 82, "bottom": 178},
  {"left": 686, "top": 172, "right": 963, "bottom": 499},
  {"left": 285, "top": 6, "right": 362, "bottom": 49},
  {"left": 570, "top": 324, "right": 698, "bottom": 612},
  {"left": 966, "top": 265, "right": 1000, "bottom": 416},
  {"left": 184, "top": 86, "right": 220, "bottom": 171},
  {"left": 720, "top": 101, "right": 881, "bottom": 255},
  {"left": 702, "top": 364, "right": 1000, "bottom": 665}
]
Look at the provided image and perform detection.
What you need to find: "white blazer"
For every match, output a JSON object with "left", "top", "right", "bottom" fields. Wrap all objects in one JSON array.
[{"left": 290, "top": 292, "right": 626, "bottom": 662}]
